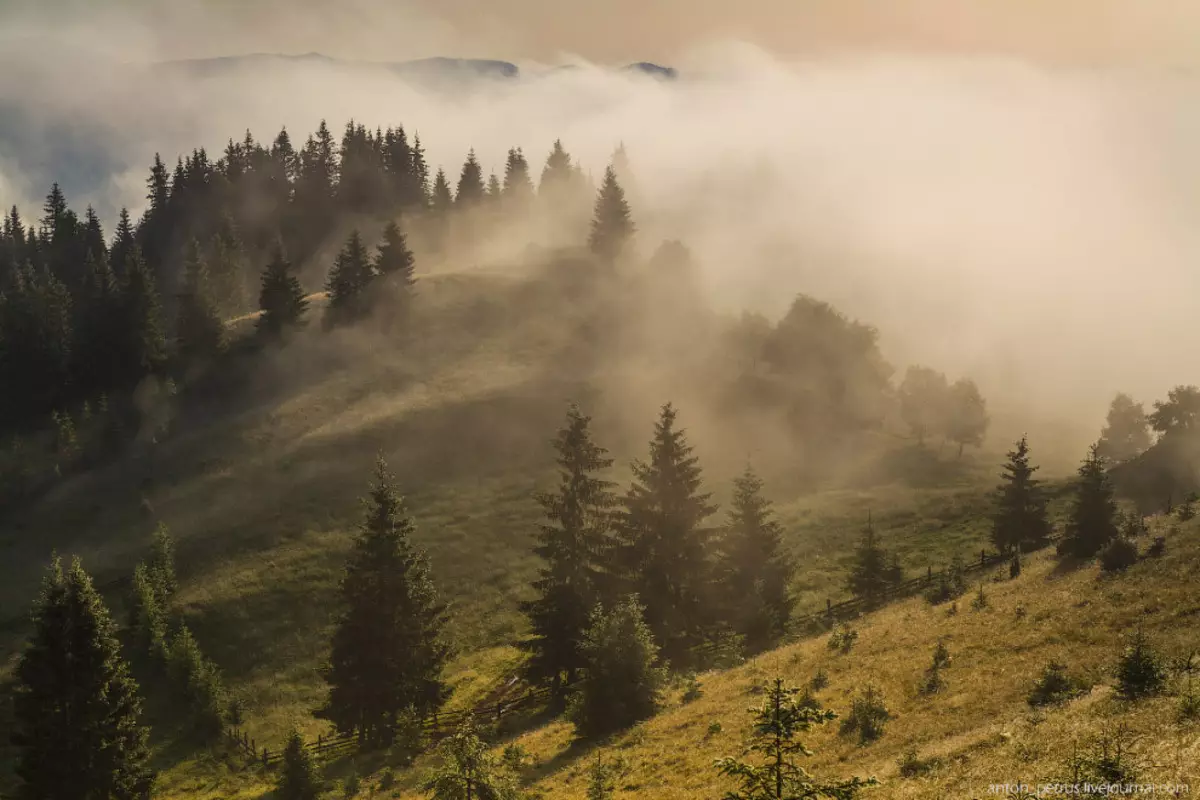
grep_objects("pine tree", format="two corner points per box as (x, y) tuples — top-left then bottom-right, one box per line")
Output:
(322, 457), (450, 746)
(110, 208), (137, 280)
(277, 730), (321, 800)
(257, 247), (308, 338)
(117, 249), (167, 385)
(1097, 393), (1152, 463)
(373, 221), (416, 287)
(716, 467), (796, 653)
(423, 721), (519, 800)
(521, 404), (617, 695)
(82, 205), (108, 264)
(12, 556), (155, 799)
(714, 677), (875, 800)
(128, 562), (169, 660)
(324, 229), (375, 327)
(569, 595), (666, 738)
(588, 165), (635, 262)
(502, 147), (535, 212)
(455, 149), (486, 209)
(990, 436), (1052, 554)
(175, 239), (225, 364)
(1059, 444), (1119, 560)
(586, 752), (616, 800)
(845, 517), (902, 605)
(148, 521), (178, 600)
(431, 169), (454, 214)
(614, 403), (718, 663)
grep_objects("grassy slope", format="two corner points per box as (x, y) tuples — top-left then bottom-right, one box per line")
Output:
(449, 516), (1198, 800)
(0, 266), (1100, 797)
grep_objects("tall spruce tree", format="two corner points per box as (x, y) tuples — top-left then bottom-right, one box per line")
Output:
(588, 165), (635, 263)
(324, 230), (375, 328)
(12, 556), (155, 800)
(175, 239), (225, 364)
(373, 221), (416, 288)
(109, 208), (136, 280)
(1058, 444), (1119, 560)
(455, 149), (486, 210)
(521, 404), (617, 695)
(614, 403), (718, 663)
(322, 457), (450, 746)
(714, 677), (875, 800)
(257, 247), (308, 338)
(716, 467), (796, 653)
(502, 147), (535, 212)
(990, 436), (1052, 554)
(845, 517), (903, 605)
(431, 168), (454, 214)
(117, 249), (167, 385)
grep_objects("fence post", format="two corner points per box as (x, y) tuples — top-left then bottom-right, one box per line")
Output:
(927, 565), (932, 581)
(981, 549), (986, 567)
(251, 737), (256, 755)
(262, 747), (268, 766)
(496, 700), (503, 721)
(825, 598), (831, 617)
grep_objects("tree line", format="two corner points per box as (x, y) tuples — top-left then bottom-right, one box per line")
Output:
(0, 122), (636, 433)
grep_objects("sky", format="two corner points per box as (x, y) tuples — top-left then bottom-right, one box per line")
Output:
(0, 0), (1198, 425)
(3, 0), (1200, 67)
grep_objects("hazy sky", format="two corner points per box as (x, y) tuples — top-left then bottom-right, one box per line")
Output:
(4, 0), (1200, 66)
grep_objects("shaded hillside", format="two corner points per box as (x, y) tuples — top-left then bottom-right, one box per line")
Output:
(1111, 430), (1200, 513)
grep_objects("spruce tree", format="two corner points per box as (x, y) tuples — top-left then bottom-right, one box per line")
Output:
(588, 165), (635, 263)
(423, 721), (519, 800)
(117, 249), (167, 385)
(110, 208), (137, 280)
(716, 467), (796, 653)
(455, 149), (486, 209)
(431, 169), (454, 213)
(1059, 444), (1119, 560)
(521, 404), (617, 695)
(277, 730), (321, 800)
(502, 147), (535, 212)
(12, 556), (155, 800)
(373, 221), (416, 288)
(614, 403), (718, 664)
(845, 518), (902, 605)
(569, 595), (666, 738)
(990, 436), (1052, 554)
(324, 229), (375, 327)
(322, 457), (450, 746)
(175, 239), (225, 364)
(257, 247), (308, 338)
(714, 677), (875, 800)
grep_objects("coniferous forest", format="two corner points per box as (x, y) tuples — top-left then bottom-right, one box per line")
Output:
(3, 109), (1200, 800)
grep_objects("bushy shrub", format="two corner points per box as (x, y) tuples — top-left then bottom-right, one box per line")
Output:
(1116, 627), (1166, 701)
(970, 583), (989, 611)
(898, 748), (942, 778)
(681, 673), (703, 704)
(840, 685), (890, 745)
(809, 668), (829, 691)
(1064, 723), (1141, 784)
(1148, 536), (1167, 558)
(827, 624), (858, 654)
(1028, 661), (1087, 707)
(924, 557), (968, 605)
(568, 596), (666, 739)
(1100, 537), (1138, 573)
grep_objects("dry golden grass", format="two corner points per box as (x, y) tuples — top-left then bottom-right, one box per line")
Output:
(372, 517), (1198, 800)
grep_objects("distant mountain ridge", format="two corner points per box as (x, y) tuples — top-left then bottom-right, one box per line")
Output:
(159, 53), (678, 81)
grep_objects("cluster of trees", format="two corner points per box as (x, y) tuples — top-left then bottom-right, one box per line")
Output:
(0, 122), (638, 435)
(521, 402), (797, 705)
(897, 365), (990, 457)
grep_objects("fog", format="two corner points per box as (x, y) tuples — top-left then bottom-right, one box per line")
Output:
(2, 3), (1200, 433)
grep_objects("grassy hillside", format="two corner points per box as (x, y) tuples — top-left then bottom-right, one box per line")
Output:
(0, 263), (1107, 798)
(398, 515), (1196, 800)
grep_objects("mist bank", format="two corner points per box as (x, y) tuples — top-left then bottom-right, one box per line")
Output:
(1, 42), (1198, 425)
